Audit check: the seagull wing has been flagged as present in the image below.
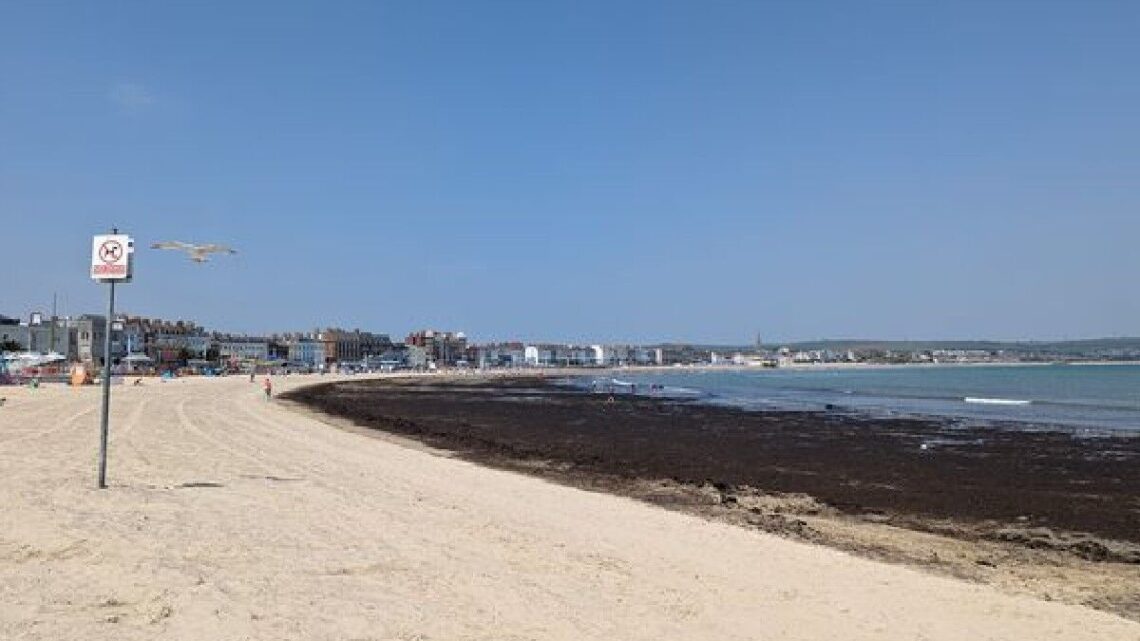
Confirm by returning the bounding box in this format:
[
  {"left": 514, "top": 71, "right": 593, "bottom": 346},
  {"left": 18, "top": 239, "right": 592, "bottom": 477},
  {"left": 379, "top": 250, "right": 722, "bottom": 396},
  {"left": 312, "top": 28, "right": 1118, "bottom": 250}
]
[
  {"left": 151, "top": 241, "right": 191, "bottom": 251},
  {"left": 199, "top": 244, "right": 237, "bottom": 254}
]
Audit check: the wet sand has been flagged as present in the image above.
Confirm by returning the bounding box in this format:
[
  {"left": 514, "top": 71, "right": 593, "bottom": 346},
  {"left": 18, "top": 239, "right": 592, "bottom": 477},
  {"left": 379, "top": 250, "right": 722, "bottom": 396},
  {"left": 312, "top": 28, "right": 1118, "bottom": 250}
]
[{"left": 285, "top": 374, "right": 1140, "bottom": 617}]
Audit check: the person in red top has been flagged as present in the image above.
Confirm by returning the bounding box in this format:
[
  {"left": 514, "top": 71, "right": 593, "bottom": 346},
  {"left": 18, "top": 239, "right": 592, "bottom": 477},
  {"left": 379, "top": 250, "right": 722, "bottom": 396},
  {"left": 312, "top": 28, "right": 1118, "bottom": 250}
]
[{"left": 263, "top": 377, "right": 272, "bottom": 400}]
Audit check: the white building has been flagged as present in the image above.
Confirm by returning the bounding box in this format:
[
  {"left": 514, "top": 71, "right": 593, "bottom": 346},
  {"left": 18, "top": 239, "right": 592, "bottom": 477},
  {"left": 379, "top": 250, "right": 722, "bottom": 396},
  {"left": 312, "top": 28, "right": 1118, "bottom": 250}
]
[
  {"left": 216, "top": 338, "right": 269, "bottom": 362},
  {"left": 287, "top": 338, "right": 326, "bottom": 367},
  {"left": 589, "top": 345, "right": 605, "bottom": 366},
  {"left": 524, "top": 345, "right": 541, "bottom": 366}
]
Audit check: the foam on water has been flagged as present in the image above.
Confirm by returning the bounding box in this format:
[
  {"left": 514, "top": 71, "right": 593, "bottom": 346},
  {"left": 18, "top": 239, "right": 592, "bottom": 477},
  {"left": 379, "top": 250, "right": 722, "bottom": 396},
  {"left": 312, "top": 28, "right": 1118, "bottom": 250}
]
[{"left": 964, "top": 397, "right": 1032, "bottom": 405}]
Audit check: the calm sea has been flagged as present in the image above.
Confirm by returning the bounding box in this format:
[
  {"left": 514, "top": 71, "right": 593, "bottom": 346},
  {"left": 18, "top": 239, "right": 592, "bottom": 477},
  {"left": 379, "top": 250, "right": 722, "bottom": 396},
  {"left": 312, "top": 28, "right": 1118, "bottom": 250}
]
[{"left": 582, "top": 364, "right": 1140, "bottom": 434}]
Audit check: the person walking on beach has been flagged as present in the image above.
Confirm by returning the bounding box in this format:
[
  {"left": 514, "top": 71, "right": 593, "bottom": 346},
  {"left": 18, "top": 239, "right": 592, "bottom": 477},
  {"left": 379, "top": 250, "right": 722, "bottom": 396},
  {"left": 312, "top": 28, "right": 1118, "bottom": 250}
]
[
  {"left": 263, "top": 377, "right": 272, "bottom": 400},
  {"left": 249, "top": 370, "right": 256, "bottom": 383}
]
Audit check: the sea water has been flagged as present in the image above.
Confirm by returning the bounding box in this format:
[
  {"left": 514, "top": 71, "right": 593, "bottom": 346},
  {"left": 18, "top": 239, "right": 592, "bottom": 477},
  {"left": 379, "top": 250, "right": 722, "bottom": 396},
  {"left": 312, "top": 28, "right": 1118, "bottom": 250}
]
[{"left": 584, "top": 364, "right": 1140, "bottom": 433}]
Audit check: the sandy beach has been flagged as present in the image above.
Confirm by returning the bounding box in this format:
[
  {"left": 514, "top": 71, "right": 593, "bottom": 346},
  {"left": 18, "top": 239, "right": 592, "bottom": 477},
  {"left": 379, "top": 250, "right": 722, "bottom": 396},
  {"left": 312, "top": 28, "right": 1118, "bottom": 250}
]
[{"left": 2, "top": 374, "right": 1138, "bottom": 640}]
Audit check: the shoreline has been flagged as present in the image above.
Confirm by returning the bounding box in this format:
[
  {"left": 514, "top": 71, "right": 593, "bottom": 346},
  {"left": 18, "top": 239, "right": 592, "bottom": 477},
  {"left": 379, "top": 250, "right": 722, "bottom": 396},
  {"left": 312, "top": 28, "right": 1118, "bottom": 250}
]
[{"left": 283, "top": 374, "right": 1140, "bottom": 620}]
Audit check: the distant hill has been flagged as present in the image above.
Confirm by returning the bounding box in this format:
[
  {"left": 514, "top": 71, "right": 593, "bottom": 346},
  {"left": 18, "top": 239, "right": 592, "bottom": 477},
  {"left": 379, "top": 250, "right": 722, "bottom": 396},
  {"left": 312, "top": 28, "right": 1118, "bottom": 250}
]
[
  {"left": 652, "top": 338, "right": 1140, "bottom": 356},
  {"left": 764, "top": 338, "right": 1140, "bottom": 356}
]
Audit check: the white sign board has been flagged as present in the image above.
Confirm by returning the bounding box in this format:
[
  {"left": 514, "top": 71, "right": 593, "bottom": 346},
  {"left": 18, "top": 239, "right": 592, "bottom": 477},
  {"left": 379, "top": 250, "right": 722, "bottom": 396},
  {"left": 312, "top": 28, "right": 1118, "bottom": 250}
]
[{"left": 91, "top": 234, "right": 134, "bottom": 281}]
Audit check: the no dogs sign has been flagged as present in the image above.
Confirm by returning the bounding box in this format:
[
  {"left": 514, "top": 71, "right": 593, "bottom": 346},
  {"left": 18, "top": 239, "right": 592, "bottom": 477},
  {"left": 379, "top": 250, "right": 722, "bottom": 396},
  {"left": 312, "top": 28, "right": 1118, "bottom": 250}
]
[{"left": 91, "top": 234, "right": 134, "bottom": 281}]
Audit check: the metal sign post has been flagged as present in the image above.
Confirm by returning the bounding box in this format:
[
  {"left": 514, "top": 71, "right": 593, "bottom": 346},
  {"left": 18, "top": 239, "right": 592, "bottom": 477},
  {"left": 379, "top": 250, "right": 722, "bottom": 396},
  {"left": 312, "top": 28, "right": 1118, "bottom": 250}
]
[{"left": 91, "top": 229, "right": 133, "bottom": 489}]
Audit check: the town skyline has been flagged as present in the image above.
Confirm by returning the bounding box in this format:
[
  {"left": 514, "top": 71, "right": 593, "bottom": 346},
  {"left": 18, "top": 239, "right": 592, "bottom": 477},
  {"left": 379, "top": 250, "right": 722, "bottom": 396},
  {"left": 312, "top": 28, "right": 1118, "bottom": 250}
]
[
  {"left": 7, "top": 296, "right": 1140, "bottom": 348},
  {"left": 8, "top": 301, "right": 1140, "bottom": 355}
]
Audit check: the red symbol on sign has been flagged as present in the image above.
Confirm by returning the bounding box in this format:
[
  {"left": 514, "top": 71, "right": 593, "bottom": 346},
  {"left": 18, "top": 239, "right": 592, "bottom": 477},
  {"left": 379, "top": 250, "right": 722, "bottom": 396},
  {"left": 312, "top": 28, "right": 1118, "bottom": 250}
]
[{"left": 99, "top": 241, "right": 123, "bottom": 264}]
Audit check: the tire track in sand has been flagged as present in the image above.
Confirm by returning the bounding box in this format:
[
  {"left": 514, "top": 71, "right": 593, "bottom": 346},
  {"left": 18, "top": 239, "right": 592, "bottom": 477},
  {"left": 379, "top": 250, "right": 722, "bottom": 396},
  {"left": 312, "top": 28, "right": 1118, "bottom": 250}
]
[
  {"left": 0, "top": 402, "right": 96, "bottom": 451},
  {"left": 173, "top": 394, "right": 286, "bottom": 479}
]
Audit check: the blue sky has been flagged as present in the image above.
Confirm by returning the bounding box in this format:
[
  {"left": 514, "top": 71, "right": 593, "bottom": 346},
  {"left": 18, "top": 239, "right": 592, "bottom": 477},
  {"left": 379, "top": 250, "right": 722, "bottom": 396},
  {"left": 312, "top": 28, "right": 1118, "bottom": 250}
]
[{"left": 2, "top": 1, "right": 1138, "bottom": 343}]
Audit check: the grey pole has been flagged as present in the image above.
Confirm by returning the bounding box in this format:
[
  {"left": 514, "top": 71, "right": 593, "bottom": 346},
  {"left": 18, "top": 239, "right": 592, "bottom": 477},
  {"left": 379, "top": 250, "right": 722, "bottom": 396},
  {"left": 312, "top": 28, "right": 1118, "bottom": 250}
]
[
  {"left": 97, "top": 228, "right": 119, "bottom": 490},
  {"left": 97, "top": 279, "right": 115, "bottom": 488}
]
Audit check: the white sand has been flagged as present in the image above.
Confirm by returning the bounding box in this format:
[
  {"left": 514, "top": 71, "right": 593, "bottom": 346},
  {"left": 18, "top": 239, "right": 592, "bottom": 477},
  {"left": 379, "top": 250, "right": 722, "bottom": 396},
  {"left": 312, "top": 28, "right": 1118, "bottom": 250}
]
[{"left": 1, "top": 374, "right": 1137, "bottom": 640}]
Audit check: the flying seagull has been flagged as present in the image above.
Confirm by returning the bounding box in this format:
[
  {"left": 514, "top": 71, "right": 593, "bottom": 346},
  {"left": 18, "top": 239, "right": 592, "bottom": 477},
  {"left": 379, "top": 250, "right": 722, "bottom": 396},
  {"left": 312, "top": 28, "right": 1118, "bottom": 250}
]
[{"left": 151, "top": 241, "right": 238, "bottom": 263}]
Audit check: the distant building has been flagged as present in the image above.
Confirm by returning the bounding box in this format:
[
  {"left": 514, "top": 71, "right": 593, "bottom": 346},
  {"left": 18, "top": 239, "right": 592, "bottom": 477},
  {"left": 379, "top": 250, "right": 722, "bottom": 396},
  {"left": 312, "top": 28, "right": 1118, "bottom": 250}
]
[
  {"left": 406, "top": 330, "right": 467, "bottom": 366},
  {"left": 267, "top": 339, "right": 290, "bottom": 361},
  {"left": 362, "top": 343, "right": 411, "bottom": 371},
  {"left": 543, "top": 344, "right": 599, "bottom": 367},
  {"left": 73, "top": 315, "right": 113, "bottom": 365},
  {"left": 632, "top": 346, "right": 656, "bottom": 365},
  {"left": 523, "top": 344, "right": 561, "bottom": 366},
  {"left": 479, "top": 343, "right": 526, "bottom": 368},
  {"left": 589, "top": 345, "right": 606, "bottom": 366},
  {"left": 287, "top": 338, "right": 326, "bottom": 367},
  {"left": 524, "top": 345, "right": 541, "bottom": 366},
  {"left": 122, "top": 316, "right": 211, "bottom": 365},
  {"left": 656, "top": 345, "right": 706, "bottom": 365},
  {"left": 149, "top": 332, "right": 212, "bottom": 356},
  {"left": 318, "top": 328, "right": 393, "bottom": 364},
  {"left": 0, "top": 314, "right": 74, "bottom": 357},
  {"left": 0, "top": 316, "right": 28, "bottom": 352},
  {"left": 404, "top": 344, "right": 428, "bottom": 369},
  {"left": 216, "top": 337, "right": 269, "bottom": 362},
  {"left": 603, "top": 345, "right": 641, "bottom": 366}
]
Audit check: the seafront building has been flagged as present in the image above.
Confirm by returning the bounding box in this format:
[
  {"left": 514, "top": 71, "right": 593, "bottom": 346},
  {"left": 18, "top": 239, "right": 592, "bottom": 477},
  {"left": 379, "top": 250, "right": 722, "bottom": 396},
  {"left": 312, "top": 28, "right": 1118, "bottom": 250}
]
[
  {"left": 285, "top": 337, "right": 326, "bottom": 368},
  {"left": 476, "top": 343, "right": 525, "bottom": 368},
  {"left": 406, "top": 330, "right": 468, "bottom": 366},
  {"left": 518, "top": 344, "right": 615, "bottom": 367},
  {"left": 403, "top": 344, "right": 429, "bottom": 369},
  {"left": 123, "top": 317, "right": 212, "bottom": 367},
  {"left": 318, "top": 328, "right": 394, "bottom": 365},
  {"left": 72, "top": 315, "right": 112, "bottom": 364},
  {"left": 0, "top": 315, "right": 20, "bottom": 349},
  {"left": 0, "top": 314, "right": 75, "bottom": 359},
  {"left": 215, "top": 336, "right": 271, "bottom": 363}
]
